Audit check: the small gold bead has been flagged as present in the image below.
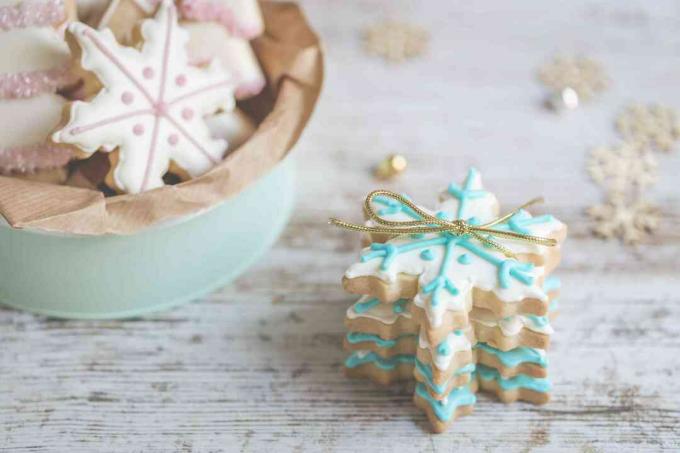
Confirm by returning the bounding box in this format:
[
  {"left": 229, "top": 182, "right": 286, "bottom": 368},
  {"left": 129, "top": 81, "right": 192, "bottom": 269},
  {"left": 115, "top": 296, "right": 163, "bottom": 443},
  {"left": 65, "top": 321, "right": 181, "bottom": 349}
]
[{"left": 373, "top": 154, "right": 408, "bottom": 180}]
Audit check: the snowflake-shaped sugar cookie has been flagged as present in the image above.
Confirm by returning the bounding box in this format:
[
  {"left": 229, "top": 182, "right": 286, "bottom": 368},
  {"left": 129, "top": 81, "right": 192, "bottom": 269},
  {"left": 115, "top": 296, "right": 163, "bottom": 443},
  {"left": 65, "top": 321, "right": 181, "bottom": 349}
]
[
  {"left": 616, "top": 104, "right": 680, "bottom": 153},
  {"left": 587, "top": 196, "right": 660, "bottom": 244},
  {"left": 345, "top": 168, "right": 566, "bottom": 327},
  {"left": 52, "top": 0, "right": 235, "bottom": 193},
  {"left": 587, "top": 143, "right": 658, "bottom": 196}
]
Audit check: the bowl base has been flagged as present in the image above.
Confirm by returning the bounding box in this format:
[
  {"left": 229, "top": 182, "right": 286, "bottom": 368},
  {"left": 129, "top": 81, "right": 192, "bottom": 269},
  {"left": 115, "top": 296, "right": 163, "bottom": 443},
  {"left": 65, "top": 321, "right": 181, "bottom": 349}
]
[{"left": 0, "top": 158, "right": 296, "bottom": 319}]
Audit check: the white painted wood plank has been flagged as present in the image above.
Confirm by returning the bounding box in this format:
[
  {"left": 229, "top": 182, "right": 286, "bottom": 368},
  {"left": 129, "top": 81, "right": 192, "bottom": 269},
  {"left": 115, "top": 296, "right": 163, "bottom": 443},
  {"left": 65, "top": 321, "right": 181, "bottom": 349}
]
[{"left": 1, "top": 0, "right": 680, "bottom": 451}]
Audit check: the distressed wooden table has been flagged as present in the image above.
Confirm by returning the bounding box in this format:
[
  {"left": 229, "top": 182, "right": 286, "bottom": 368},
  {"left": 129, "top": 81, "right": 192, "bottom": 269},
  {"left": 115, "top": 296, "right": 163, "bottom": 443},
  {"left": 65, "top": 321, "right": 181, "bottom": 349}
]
[{"left": 2, "top": 1, "right": 680, "bottom": 451}]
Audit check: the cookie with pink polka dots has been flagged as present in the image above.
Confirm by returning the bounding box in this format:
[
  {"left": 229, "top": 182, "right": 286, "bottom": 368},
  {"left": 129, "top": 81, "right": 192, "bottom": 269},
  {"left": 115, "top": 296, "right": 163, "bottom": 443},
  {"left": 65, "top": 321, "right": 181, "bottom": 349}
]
[{"left": 52, "top": 0, "right": 235, "bottom": 193}]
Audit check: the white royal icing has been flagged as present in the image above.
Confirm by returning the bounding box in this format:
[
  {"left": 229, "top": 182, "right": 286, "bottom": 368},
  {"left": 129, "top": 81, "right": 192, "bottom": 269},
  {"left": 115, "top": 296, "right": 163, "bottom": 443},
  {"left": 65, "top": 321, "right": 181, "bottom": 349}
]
[
  {"left": 418, "top": 328, "right": 471, "bottom": 371},
  {"left": 52, "top": 0, "right": 236, "bottom": 193},
  {"left": 346, "top": 295, "right": 412, "bottom": 325},
  {"left": 471, "top": 310, "right": 554, "bottom": 336}
]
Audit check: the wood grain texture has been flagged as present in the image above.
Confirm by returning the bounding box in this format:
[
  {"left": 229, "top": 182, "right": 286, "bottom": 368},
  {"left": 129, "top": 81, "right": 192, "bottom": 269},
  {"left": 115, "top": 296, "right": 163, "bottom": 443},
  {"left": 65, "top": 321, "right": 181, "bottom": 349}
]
[{"left": 2, "top": 0, "right": 680, "bottom": 451}]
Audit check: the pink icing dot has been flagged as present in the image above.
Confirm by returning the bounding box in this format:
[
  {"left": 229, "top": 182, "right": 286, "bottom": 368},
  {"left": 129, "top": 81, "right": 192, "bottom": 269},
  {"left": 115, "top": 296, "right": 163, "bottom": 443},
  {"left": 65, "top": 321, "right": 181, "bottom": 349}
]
[
  {"left": 143, "top": 67, "right": 154, "bottom": 79},
  {"left": 168, "top": 134, "right": 179, "bottom": 145},
  {"left": 181, "top": 108, "right": 194, "bottom": 120},
  {"left": 175, "top": 75, "right": 187, "bottom": 86},
  {"left": 133, "top": 124, "right": 145, "bottom": 136},
  {"left": 121, "top": 91, "right": 134, "bottom": 104}
]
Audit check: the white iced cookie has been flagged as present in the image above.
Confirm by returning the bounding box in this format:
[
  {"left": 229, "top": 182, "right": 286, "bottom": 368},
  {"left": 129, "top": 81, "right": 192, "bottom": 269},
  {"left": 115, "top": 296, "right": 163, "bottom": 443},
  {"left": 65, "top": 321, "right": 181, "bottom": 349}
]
[
  {"left": 205, "top": 108, "right": 255, "bottom": 153},
  {"left": 182, "top": 21, "right": 265, "bottom": 99},
  {"left": 0, "top": 93, "right": 73, "bottom": 173},
  {"left": 344, "top": 168, "right": 565, "bottom": 328},
  {"left": 178, "top": 0, "right": 264, "bottom": 39},
  {"left": 52, "top": 0, "right": 236, "bottom": 194}
]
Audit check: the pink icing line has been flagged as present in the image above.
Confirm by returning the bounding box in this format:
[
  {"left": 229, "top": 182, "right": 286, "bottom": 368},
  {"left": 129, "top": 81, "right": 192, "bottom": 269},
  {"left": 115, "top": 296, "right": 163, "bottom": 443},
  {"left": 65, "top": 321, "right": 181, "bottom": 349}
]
[
  {"left": 0, "top": 65, "right": 76, "bottom": 99},
  {"left": 0, "top": 142, "right": 72, "bottom": 173},
  {"left": 0, "top": 0, "right": 65, "bottom": 30},
  {"left": 178, "top": 0, "right": 260, "bottom": 39}
]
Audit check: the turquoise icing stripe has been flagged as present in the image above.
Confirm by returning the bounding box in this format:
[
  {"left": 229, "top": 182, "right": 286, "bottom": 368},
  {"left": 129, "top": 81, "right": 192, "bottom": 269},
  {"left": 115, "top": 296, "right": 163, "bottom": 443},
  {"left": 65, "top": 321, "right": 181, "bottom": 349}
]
[
  {"left": 353, "top": 298, "right": 409, "bottom": 315},
  {"left": 353, "top": 298, "right": 380, "bottom": 314},
  {"left": 415, "top": 383, "right": 476, "bottom": 422},
  {"left": 373, "top": 194, "right": 422, "bottom": 220},
  {"left": 346, "top": 332, "right": 416, "bottom": 348},
  {"left": 543, "top": 276, "right": 561, "bottom": 293},
  {"left": 525, "top": 314, "right": 550, "bottom": 328},
  {"left": 494, "top": 210, "right": 554, "bottom": 235},
  {"left": 415, "top": 358, "right": 475, "bottom": 394},
  {"left": 344, "top": 352, "right": 415, "bottom": 371},
  {"left": 474, "top": 342, "right": 547, "bottom": 368},
  {"left": 476, "top": 364, "right": 551, "bottom": 393},
  {"left": 447, "top": 167, "right": 488, "bottom": 221}
]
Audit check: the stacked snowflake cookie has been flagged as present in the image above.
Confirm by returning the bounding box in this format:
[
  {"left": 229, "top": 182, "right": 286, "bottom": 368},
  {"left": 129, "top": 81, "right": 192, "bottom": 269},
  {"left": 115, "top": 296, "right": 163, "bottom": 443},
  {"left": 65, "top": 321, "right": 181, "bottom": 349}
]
[
  {"left": 341, "top": 168, "right": 567, "bottom": 433},
  {"left": 0, "top": 0, "right": 78, "bottom": 182}
]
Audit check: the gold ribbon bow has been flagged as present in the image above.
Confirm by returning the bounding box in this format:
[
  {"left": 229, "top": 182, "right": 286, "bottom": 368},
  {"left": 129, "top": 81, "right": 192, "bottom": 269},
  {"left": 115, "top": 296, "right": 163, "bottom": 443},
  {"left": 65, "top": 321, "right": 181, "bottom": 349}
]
[{"left": 329, "top": 190, "right": 556, "bottom": 259}]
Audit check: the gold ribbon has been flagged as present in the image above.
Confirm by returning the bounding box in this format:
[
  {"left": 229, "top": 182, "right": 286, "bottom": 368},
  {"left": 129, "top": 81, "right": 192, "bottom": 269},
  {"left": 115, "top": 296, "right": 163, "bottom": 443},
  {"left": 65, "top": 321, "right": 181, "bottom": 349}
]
[{"left": 329, "top": 190, "right": 556, "bottom": 259}]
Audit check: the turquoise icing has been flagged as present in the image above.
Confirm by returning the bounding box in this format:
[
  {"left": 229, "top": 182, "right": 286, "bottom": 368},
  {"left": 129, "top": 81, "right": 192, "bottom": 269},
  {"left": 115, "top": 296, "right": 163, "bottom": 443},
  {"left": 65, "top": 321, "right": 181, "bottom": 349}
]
[
  {"left": 411, "top": 233, "right": 426, "bottom": 239},
  {"left": 437, "top": 330, "right": 463, "bottom": 356},
  {"left": 474, "top": 342, "right": 547, "bottom": 368},
  {"left": 457, "top": 253, "right": 471, "bottom": 265},
  {"left": 420, "top": 249, "right": 435, "bottom": 261},
  {"left": 415, "top": 359, "right": 475, "bottom": 394},
  {"left": 359, "top": 168, "right": 540, "bottom": 312},
  {"left": 353, "top": 298, "right": 380, "bottom": 314},
  {"left": 344, "top": 352, "right": 415, "bottom": 370},
  {"left": 476, "top": 364, "right": 551, "bottom": 393},
  {"left": 525, "top": 314, "right": 550, "bottom": 328},
  {"left": 436, "top": 341, "right": 450, "bottom": 356},
  {"left": 353, "top": 298, "right": 408, "bottom": 315},
  {"left": 392, "top": 299, "right": 408, "bottom": 314},
  {"left": 543, "top": 276, "right": 561, "bottom": 293},
  {"left": 346, "top": 332, "right": 416, "bottom": 348},
  {"left": 494, "top": 210, "right": 554, "bottom": 235},
  {"left": 372, "top": 194, "right": 421, "bottom": 219},
  {"left": 549, "top": 299, "right": 559, "bottom": 312},
  {"left": 447, "top": 167, "right": 488, "bottom": 221},
  {"left": 415, "top": 383, "right": 476, "bottom": 422}
]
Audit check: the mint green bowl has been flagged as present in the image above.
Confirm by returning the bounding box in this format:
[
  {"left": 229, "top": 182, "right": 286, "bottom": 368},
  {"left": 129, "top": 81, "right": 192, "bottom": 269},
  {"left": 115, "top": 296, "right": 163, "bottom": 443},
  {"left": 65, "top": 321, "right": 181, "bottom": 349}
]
[{"left": 0, "top": 158, "right": 295, "bottom": 319}]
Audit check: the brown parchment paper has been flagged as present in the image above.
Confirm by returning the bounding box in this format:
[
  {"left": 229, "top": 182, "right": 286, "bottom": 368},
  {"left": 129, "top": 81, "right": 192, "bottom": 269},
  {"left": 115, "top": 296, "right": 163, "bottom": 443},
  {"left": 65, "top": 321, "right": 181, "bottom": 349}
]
[{"left": 0, "top": 2, "right": 323, "bottom": 236}]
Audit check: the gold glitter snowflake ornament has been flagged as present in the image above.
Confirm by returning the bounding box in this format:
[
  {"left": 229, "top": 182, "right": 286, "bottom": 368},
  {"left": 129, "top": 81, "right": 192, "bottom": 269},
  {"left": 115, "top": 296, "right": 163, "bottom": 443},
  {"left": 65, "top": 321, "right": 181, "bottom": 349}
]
[
  {"left": 616, "top": 104, "right": 680, "bottom": 152},
  {"left": 538, "top": 56, "right": 609, "bottom": 110},
  {"left": 363, "top": 20, "right": 429, "bottom": 63},
  {"left": 587, "top": 196, "right": 660, "bottom": 245},
  {"left": 587, "top": 143, "right": 658, "bottom": 196}
]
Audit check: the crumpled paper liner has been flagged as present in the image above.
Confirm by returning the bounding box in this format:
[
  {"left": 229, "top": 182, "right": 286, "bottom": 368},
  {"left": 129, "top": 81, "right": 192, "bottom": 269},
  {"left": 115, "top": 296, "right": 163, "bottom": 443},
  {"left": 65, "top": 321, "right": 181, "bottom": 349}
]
[{"left": 0, "top": 1, "right": 323, "bottom": 235}]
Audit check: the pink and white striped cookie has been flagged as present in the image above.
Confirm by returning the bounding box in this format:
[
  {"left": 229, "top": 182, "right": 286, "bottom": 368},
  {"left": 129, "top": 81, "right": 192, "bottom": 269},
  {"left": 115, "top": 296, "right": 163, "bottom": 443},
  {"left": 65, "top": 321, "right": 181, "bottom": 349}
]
[{"left": 0, "top": 93, "right": 74, "bottom": 175}]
